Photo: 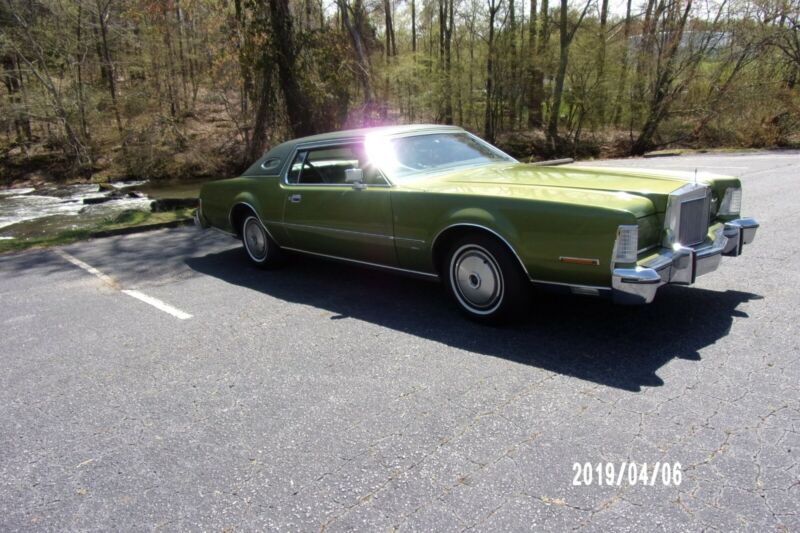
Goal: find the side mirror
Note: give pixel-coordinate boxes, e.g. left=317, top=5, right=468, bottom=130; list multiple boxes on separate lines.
left=345, top=168, right=366, bottom=189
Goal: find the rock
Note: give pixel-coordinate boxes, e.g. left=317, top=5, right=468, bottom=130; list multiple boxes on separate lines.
left=150, top=198, right=199, bottom=212
left=83, top=196, right=114, bottom=205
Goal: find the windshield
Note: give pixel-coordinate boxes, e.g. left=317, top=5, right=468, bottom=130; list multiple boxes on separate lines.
left=364, top=132, right=515, bottom=182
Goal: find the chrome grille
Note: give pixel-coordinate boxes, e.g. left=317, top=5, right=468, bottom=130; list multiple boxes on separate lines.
left=679, top=194, right=710, bottom=246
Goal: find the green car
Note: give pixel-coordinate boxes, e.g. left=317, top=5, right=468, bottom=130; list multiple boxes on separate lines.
left=196, top=124, right=758, bottom=322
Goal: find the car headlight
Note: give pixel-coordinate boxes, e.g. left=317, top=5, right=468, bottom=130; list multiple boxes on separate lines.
left=614, top=225, right=639, bottom=264
left=718, top=187, right=742, bottom=216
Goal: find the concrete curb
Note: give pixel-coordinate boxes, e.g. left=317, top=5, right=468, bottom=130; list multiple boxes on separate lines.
left=88, top=218, right=194, bottom=238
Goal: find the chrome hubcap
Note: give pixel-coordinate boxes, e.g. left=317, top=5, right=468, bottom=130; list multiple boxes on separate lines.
left=244, top=218, right=268, bottom=261
left=452, top=246, right=503, bottom=311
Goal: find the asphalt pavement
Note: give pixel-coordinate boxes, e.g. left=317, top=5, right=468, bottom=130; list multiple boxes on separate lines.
left=1, top=151, right=798, bottom=531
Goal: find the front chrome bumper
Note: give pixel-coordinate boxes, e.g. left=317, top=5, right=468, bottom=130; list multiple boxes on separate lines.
left=612, top=217, right=759, bottom=304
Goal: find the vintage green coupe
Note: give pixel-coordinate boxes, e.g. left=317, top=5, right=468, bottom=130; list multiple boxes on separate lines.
left=196, top=124, right=758, bottom=322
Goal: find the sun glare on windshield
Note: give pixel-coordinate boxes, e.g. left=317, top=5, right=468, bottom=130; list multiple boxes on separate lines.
left=365, top=132, right=514, bottom=182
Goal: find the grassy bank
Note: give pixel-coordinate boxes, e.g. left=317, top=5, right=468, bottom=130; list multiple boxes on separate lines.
left=0, top=208, right=194, bottom=255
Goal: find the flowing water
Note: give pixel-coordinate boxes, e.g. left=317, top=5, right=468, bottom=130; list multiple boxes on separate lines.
left=0, top=179, right=208, bottom=240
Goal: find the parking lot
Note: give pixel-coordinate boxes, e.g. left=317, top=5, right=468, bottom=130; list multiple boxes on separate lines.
left=1, top=151, right=798, bottom=530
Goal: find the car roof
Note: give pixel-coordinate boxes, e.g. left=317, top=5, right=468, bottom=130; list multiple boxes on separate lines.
left=242, top=124, right=465, bottom=177
left=287, top=124, right=464, bottom=145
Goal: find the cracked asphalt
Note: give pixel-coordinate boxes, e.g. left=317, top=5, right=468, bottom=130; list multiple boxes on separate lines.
left=1, top=151, right=798, bottom=531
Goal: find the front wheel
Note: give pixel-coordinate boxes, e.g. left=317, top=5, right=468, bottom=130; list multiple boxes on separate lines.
left=241, top=215, right=283, bottom=268
left=444, top=234, right=529, bottom=324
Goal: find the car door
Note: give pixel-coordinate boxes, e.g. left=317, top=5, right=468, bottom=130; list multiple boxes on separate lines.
left=280, top=142, right=397, bottom=266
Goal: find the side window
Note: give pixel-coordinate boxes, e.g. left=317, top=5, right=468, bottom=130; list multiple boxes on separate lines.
left=287, top=151, right=307, bottom=184
left=286, top=143, right=388, bottom=185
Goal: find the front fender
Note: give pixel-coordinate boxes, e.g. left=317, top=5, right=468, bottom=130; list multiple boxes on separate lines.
left=432, top=207, right=522, bottom=251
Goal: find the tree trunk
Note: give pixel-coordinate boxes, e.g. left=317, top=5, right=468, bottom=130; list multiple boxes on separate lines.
left=525, top=0, right=537, bottom=127
left=595, top=0, right=609, bottom=125
left=508, top=0, right=517, bottom=128
left=631, top=0, right=693, bottom=154
left=443, top=0, right=454, bottom=123
left=75, top=2, right=90, bottom=142
left=383, top=0, right=397, bottom=58
left=546, top=0, right=569, bottom=147
left=546, top=0, right=591, bottom=149
left=528, top=0, right=547, bottom=128
left=247, top=73, right=274, bottom=162
left=339, top=0, right=374, bottom=113
left=631, top=0, right=657, bottom=129
left=174, top=0, right=190, bottom=110
left=484, top=0, right=501, bottom=142
left=95, top=0, right=126, bottom=154
left=160, top=3, right=181, bottom=118
left=610, top=0, right=633, bottom=125
left=269, top=0, right=316, bottom=136
left=411, top=0, right=416, bottom=53
left=2, top=50, right=32, bottom=143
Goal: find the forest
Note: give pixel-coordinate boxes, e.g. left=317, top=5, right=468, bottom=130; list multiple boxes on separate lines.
left=1, top=0, right=799, bottom=184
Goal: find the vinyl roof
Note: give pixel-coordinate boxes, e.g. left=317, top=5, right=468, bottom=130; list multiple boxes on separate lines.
left=242, top=124, right=465, bottom=177
left=286, top=124, right=464, bottom=144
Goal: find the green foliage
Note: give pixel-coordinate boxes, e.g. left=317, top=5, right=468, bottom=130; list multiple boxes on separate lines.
left=0, top=0, right=798, bottom=184
left=0, top=208, right=194, bottom=254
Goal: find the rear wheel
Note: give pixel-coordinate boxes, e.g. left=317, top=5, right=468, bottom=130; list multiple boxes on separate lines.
left=444, top=233, right=529, bottom=324
left=241, top=215, right=283, bottom=268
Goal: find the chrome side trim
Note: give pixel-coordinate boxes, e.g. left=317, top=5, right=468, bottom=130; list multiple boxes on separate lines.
left=279, top=221, right=394, bottom=241
left=430, top=223, right=530, bottom=277
left=276, top=219, right=425, bottom=244
left=395, top=236, right=427, bottom=245
left=558, top=256, right=600, bottom=266
left=530, top=278, right=610, bottom=292
left=281, top=246, right=440, bottom=280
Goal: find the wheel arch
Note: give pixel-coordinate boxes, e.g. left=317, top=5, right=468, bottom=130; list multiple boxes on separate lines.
left=431, top=223, right=530, bottom=279
left=229, top=202, right=261, bottom=238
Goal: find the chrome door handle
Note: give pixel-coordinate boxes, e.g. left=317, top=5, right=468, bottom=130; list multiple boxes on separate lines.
left=289, top=194, right=302, bottom=203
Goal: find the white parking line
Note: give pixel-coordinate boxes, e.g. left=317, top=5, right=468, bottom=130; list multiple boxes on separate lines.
left=121, top=290, right=193, bottom=320
left=54, top=249, right=192, bottom=320
left=54, top=249, right=118, bottom=288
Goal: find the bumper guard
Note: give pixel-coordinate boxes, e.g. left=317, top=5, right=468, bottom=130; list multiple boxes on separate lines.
left=612, top=218, right=759, bottom=304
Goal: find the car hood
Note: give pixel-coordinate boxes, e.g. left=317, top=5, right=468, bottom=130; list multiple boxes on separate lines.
left=403, top=163, right=724, bottom=216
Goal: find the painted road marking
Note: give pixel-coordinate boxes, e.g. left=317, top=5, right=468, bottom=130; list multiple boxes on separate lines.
left=54, top=249, right=192, bottom=320
left=121, top=290, right=193, bottom=320
left=54, top=249, right=118, bottom=288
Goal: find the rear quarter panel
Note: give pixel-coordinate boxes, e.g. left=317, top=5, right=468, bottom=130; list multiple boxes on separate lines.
left=200, top=176, right=286, bottom=239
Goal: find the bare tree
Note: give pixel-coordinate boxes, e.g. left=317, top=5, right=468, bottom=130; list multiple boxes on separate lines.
left=528, top=0, right=549, bottom=127
left=484, top=0, right=503, bottom=141
left=268, top=0, right=316, bottom=136
left=610, top=0, right=633, bottom=125
left=630, top=0, right=730, bottom=154
left=546, top=0, right=593, bottom=149
left=339, top=0, right=374, bottom=113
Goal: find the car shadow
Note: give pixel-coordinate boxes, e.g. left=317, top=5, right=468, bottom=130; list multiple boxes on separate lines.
left=187, top=248, right=761, bottom=392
